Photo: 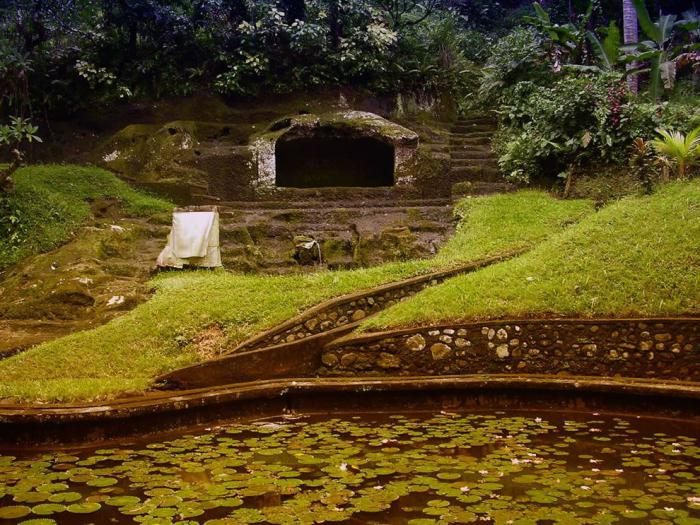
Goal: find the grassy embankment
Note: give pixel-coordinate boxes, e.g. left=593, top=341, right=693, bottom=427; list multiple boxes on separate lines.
left=362, top=180, right=700, bottom=331
left=0, top=178, right=592, bottom=403
left=0, top=165, right=171, bottom=270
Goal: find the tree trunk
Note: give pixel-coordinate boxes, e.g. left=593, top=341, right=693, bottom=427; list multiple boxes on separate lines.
left=623, top=0, right=639, bottom=93
left=0, top=150, right=23, bottom=194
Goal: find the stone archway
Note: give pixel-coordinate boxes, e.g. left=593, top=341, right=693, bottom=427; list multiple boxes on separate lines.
left=252, top=111, right=419, bottom=193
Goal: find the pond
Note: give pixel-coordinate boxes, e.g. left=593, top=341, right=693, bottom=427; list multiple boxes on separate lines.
left=1, top=410, right=699, bottom=524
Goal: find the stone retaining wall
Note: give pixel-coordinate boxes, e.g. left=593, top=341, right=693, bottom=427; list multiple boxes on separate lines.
left=250, top=277, right=442, bottom=350
left=234, top=254, right=514, bottom=352
left=320, top=319, right=700, bottom=380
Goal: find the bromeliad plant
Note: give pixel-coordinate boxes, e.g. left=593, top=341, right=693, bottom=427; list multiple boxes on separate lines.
left=650, top=127, right=700, bottom=180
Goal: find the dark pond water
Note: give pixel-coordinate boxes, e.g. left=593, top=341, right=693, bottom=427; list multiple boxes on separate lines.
left=1, top=410, right=700, bottom=524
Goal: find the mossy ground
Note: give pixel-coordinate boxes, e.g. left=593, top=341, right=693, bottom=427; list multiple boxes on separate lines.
left=0, top=165, right=171, bottom=270
left=362, top=180, right=700, bottom=331
left=0, top=189, right=591, bottom=403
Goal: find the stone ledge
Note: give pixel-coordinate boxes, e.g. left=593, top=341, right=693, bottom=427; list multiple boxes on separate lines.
left=2, top=374, right=700, bottom=445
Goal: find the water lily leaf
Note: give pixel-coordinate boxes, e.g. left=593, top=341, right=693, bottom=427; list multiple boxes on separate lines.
left=30, top=503, right=66, bottom=515
left=47, top=492, right=81, bottom=503
left=0, top=505, right=32, bottom=519
left=66, top=502, right=102, bottom=514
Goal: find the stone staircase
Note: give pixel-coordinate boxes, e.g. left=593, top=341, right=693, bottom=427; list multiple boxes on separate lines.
left=447, top=115, right=514, bottom=195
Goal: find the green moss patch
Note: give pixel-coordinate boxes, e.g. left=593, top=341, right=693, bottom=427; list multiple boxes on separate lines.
left=0, top=165, right=171, bottom=270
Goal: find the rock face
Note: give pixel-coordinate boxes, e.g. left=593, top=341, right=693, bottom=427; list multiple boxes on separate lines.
left=94, top=96, right=446, bottom=203
left=97, top=120, right=255, bottom=203
left=292, top=235, right=322, bottom=266
left=0, top=216, right=169, bottom=356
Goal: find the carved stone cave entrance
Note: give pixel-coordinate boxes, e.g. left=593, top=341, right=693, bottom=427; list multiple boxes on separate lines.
left=275, top=132, right=395, bottom=188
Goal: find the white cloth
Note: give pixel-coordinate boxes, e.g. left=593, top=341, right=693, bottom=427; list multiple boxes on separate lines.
left=157, top=210, right=222, bottom=268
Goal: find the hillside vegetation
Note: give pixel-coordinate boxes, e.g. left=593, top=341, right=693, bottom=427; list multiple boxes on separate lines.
left=363, top=180, right=700, bottom=331
left=0, top=189, right=591, bottom=403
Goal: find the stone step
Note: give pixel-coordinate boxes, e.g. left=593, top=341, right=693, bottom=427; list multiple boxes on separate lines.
left=447, top=144, right=493, bottom=153
left=429, top=152, right=451, bottom=162
left=452, top=124, right=497, bottom=133
left=451, top=162, right=500, bottom=172
left=449, top=165, right=501, bottom=179
left=423, top=143, right=450, bottom=151
left=217, top=198, right=453, bottom=211
left=449, top=130, right=494, bottom=139
left=192, top=194, right=223, bottom=205
left=453, top=181, right=517, bottom=196
left=449, top=137, right=492, bottom=146
left=450, top=150, right=497, bottom=161
left=454, top=116, right=495, bottom=125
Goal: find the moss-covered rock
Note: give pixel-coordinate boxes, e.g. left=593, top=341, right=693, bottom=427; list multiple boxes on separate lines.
left=0, top=220, right=161, bottom=323
left=96, top=120, right=258, bottom=202
left=354, top=226, right=427, bottom=267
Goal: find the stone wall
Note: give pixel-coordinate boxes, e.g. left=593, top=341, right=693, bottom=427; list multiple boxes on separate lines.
left=237, top=271, right=461, bottom=352
left=234, top=254, right=516, bottom=352
left=320, top=319, right=700, bottom=381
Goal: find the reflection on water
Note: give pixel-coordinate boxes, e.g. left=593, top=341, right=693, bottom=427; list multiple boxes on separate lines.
left=1, top=411, right=700, bottom=524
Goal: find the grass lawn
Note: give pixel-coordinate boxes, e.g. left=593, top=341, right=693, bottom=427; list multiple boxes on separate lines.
left=0, top=164, right=171, bottom=270
left=362, top=180, right=700, bottom=332
left=0, top=189, right=591, bottom=403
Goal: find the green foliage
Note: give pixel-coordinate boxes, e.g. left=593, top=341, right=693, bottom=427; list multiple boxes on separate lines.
left=493, top=74, right=656, bottom=183
left=0, top=165, right=171, bottom=270
left=623, top=0, right=699, bottom=99
left=514, top=1, right=700, bottom=99
left=587, top=21, right=622, bottom=71
left=524, top=1, right=596, bottom=66
left=0, top=190, right=591, bottom=402
left=0, top=117, right=41, bottom=147
left=480, top=27, right=548, bottom=98
left=0, top=0, right=480, bottom=115
left=650, top=127, right=700, bottom=179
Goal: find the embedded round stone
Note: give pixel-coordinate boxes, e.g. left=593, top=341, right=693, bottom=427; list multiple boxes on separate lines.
left=351, top=310, right=366, bottom=322
left=405, top=334, right=426, bottom=352
left=455, top=338, right=470, bottom=348
left=496, top=344, right=509, bottom=358
left=430, top=343, right=452, bottom=361
left=321, top=353, right=339, bottom=367
left=376, top=352, right=401, bottom=369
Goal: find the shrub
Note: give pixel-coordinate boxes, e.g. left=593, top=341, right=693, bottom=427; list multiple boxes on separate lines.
left=493, top=73, right=658, bottom=183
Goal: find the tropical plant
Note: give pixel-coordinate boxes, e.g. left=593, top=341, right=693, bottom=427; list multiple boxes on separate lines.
left=587, top=21, right=622, bottom=71
left=479, top=27, right=548, bottom=98
left=493, top=72, right=658, bottom=184
left=524, top=1, right=596, bottom=69
left=0, top=117, right=41, bottom=193
left=650, top=127, right=700, bottom=179
left=629, top=137, right=655, bottom=191
left=623, top=0, right=700, bottom=99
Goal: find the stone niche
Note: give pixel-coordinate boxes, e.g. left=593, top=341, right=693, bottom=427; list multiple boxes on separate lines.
left=253, top=111, right=419, bottom=192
